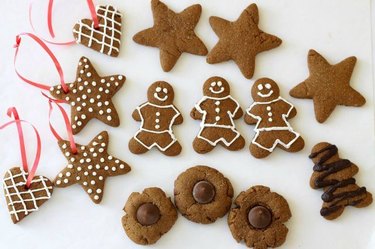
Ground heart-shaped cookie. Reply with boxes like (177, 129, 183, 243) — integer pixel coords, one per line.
(3, 167, 53, 223)
(73, 5, 122, 57)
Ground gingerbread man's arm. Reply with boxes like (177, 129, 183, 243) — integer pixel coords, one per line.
(173, 107, 184, 125)
(190, 107, 203, 120)
(244, 111, 258, 125)
(287, 106, 297, 119)
(132, 108, 142, 121)
(233, 107, 243, 120)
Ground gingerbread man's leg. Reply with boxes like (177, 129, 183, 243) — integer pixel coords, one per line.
(193, 137, 215, 154)
(249, 131, 272, 158)
(128, 137, 149, 154)
(279, 131, 305, 153)
(162, 141, 182, 157)
(225, 129, 245, 151)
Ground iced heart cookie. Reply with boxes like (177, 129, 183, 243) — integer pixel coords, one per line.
(309, 142, 372, 220)
(129, 81, 183, 156)
(73, 5, 122, 57)
(245, 78, 304, 158)
(191, 76, 245, 153)
(3, 167, 53, 223)
(228, 185, 291, 249)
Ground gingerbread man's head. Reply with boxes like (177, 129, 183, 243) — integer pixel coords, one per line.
(147, 81, 174, 105)
(203, 76, 230, 98)
(251, 78, 280, 102)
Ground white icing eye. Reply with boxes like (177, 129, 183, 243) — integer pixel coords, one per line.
(217, 81, 222, 87)
(265, 83, 272, 89)
(210, 82, 216, 87)
(163, 88, 168, 94)
(257, 84, 264, 91)
(156, 87, 162, 92)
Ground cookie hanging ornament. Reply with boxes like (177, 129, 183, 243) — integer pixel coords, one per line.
(0, 107, 53, 224)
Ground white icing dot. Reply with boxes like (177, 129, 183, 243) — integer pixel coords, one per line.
(267, 106, 272, 111)
(90, 98, 95, 103)
(92, 81, 96, 86)
(111, 167, 116, 171)
(77, 77, 82, 82)
(65, 152, 70, 157)
(67, 164, 73, 169)
(120, 164, 125, 169)
(70, 158, 75, 162)
(99, 110, 104, 115)
(72, 89, 77, 94)
(215, 108, 220, 113)
(87, 89, 92, 93)
(77, 167, 82, 171)
(82, 94, 87, 100)
(104, 101, 109, 106)
(100, 158, 105, 163)
(155, 119, 160, 123)
(215, 116, 221, 121)
(115, 82, 119, 86)
(110, 77, 114, 81)
(62, 144, 67, 149)
(56, 90, 61, 94)
(83, 181, 88, 186)
(101, 143, 106, 147)
(90, 148, 95, 152)
(97, 95, 101, 99)
(104, 166, 109, 170)
(99, 87, 103, 92)
(118, 75, 123, 80)
(215, 101, 220, 105)
(84, 64, 89, 69)
(97, 102, 102, 107)
(66, 172, 71, 177)
(87, 72, 92, 77)
(82, 102, 87, 106)
(107, 116, 112, 121)
(88, 165, 93, 170)
(115, 160, 120, 163)
(96, 164, 100, 169)
(77, 97, 81, 102)
(50, 87, 54, 91)
(86, 158, 92, 163)
(63, 179, 69, 184)
(81, 146, 85, 150)
(105, 89, 109, 94)
(93, 153, 98, 157)
(80, 159, 85, 163)
(83, 152, 88, 157)
(268, 118, 273, 122)
(98, 135, 103, 140)
(79, 86, 84, 91)
(87, 189, 92, 194)
(79, 62, 82, 66)
(84, 171, 89, 176)
(156, 112, 160, 116)
(106, 83, 111, 87)
(80, 70, 84, 74)
(94, 195, 99, 200)
(101, 79, 105, 83)
(88, 107, 93, 112)
(107, 108, 111, 113)
(76, 176, 80, 181)
(71, 101, 76, 106)
(96, 189, 102, 194)
(155, 124, 160, 129)
(65, 97, 70, 101)
(92, 172, 97, 176)
(91, 180, 95, 185)
(84, 81, 88, 86)
(56, 180, 61, 185)
(99, 176, 104, 180)
(99, 148, 104, 153)
(83, 58, 87, 62)
(77, 106, 82, 111)
(58, 173, 63, 177)
(81, 114, 86, 119)
(268, 112, 273, 117)
(108, 156, 113, 160)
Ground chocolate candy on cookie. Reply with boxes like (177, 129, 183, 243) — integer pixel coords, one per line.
(133, 0, 207, 72)
(290, 50, 366, 123)
(191, 76, 245, 153)
(174, 166, 233, 224)
(207, 4, 281, 79)
(122, 187, 178, 245)
(309, 142, 372, 220)
(245, 78, 304, 158)
(228, 185, 291, 249)
(129, 81, 183, 156)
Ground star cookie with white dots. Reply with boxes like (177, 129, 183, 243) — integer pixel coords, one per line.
(54, 131, 131, 204)
(50, 57, 125, 134)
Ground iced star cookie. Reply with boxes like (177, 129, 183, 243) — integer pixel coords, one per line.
(191, 76, 245, 153)
(174, 166, 233, 224)
(228, 186, 291, 249)
(122, 187, 178, 245)
(73, 5, 122, 57)
(245, 78, 304, 158)
(54, 131, 131, 204)
(309, 142, 372, 220)
(129, 81, 183, 156)
(50, 57, 125, 134)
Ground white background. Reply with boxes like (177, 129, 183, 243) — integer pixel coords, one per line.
(0, 0, 374, 248)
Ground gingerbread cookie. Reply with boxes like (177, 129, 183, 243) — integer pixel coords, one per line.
(50, 56, 125, 134)
(228, 186, 291, 249)
(207, 4, 281, 79)
(191, 76, 245, 153)
(73, 5, 122, 57)
(3, 167, 53, 224)
(133, 0, 208, 72)
(122, 187, 178, 245)
(54, 131, 131, 204)
(174, 166, 233, 224)
(289, 50, 366, 123)
(129, 81, 183, 156)
(309, 142, 372, 220)
(245, 78, 304, 158)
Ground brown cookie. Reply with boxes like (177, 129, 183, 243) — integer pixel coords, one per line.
(73, 5, 122, 57)
(245, 78, 304, 158)
(50, 56, 125, 135)
(54, 131, 131, 204)
(207, 4, 282, 79)
(3, 167, 53, 224)
(133, 0, 208, 72)
(174, 166, 233, 224)
(129, 81, 183, 156)
(289, 49, 366, 123)
(228, 185, 291, 249)
(122, 187, 178, 245)
(191, 76, 245, 153)
(309, 142, 372, 220)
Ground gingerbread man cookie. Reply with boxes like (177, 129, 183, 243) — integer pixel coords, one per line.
(245, 78, 304, 158)
(129, 82, 183, 156)
(191, 77, 245, 153)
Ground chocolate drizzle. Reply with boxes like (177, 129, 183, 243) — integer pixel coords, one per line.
(309, 144, 368, 217)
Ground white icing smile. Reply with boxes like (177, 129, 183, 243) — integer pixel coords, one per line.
(257, 83, 273, 98)
(154, 87, 168, 101)
(209, 81, 224, 94)
(257, 90, 274, 98)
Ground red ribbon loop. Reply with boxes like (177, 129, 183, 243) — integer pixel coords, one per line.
(42, 93, 77, 154)
(0, 107, 41, 188)
(14, 33, 69, 93)
(86, 0, 99, 29)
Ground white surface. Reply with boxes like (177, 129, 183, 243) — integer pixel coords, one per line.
(0, 0, 374, 248)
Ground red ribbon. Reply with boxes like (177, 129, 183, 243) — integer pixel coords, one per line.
(47, 0, 55, 38)
(86, 0, 99, 29)
(14, 33, 69, 93)
(42, 93, 77, 154)
(0, 107, 41, 188)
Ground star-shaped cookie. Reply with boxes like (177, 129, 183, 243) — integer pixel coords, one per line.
(54, 131, 131, 204)
(50, 57, 125, 134)
(289, 49, 366, 123)
(207, 4, 281, 79)
(133, 0, 208, 72)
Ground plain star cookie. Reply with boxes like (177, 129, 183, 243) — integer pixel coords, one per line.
(174, 166, 233, 224)
(289, 49, 366, 123)
(54, 131, 131, 204)
(129, 81, 183, 156)
(245, 78, 304, 158)
(50, 56, 125, 134)
(207, 4, 282, 79)
(3, 167, 53, 223)
(228, 186, 291, 249)
(309, 142, 372, 220)
(122, 187, 178, 245)
(73, 5, 122, 57)
(133, 0, 208, 72)
(191, 76, 245, 153)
